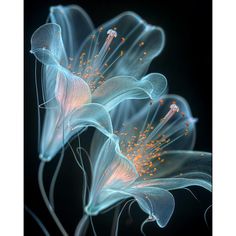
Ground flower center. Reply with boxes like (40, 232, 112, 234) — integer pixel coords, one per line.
(117, 102, 185, 177)
(66, 27, 149, 93)
(74, 28, 123, 91)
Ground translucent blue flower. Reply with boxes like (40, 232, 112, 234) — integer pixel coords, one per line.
(30, 5, 167, 161)
(85, 95, 212, 228)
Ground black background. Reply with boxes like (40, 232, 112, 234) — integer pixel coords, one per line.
(24, 0, 212, 235)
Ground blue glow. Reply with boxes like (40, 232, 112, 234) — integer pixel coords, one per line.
(86, 95, 212, 228)
(30, 5, 167, 161)
(29, 5, 212, 236)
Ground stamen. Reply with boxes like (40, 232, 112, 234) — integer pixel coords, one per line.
(139, 41, 145, 47)
(97, 29, 117, 61)
(162, 103, 179, 122)
(90, 29, 118, 74)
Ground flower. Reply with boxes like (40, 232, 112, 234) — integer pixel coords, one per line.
(30, 5, 167, 161)
(85, 95, 212, 228)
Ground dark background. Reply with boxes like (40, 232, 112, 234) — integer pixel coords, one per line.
(24, 0, 212, 235)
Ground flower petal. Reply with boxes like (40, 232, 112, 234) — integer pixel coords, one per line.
(85, 137, 138, 215)
(50, 5, 94, 61)
(73, 11, 164, 81)
(54, 70, 91, 114)
(30, 23, 68, 67)
(39, 64, 91, 111)
(134, 151, 212, 191)
(142, 73, 168, 100)
(127, 187, 175, 228)
(69, 103, 113, 138)
(91, 73, 167, 111)
(40, 103, 114, 161)
(91, 137, 138, 187)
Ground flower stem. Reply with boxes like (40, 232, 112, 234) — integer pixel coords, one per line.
(38, 161, 68, 236)
(74, 214, 90, 236)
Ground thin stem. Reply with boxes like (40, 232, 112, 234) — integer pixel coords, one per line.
(69, 142, 89, 208)
(74, 214, 90, 236)
(77, 137, 88, 207)
(204, 204, 212, 228)
(38, 161, 68, 236)
(90, 216, 97, 236)
(183, 187, 199, 202)
(34, 59, 41, 149)
(128, 200, 136, 222)
(49, 147, 65, 209)
(140, 218, 149, 236)
(110, 205, 121, 236)
(114, 199, 134, 236)
(140, 216, 155, 236)
(25, 205, 50, 236)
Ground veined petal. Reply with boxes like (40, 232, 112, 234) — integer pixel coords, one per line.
(86, 137, 138, 215)
(55, 70, 91, 114)
(69, 103, 113, 138)
(133, 151, 212, 191)
(41, 66, 60, 107)
(91, 137, 138, 188)
(30, 23, 68, 67)
(50, 5, 94, 61)
(73, 11, 164, 83)
(91, 73, 167, 111)
(142, 73, 168, 100)
(40, 65, 91, 112)
(39, 106, 61, 161)
(127, 187, 175, 228)
(40, 103, 114, 161)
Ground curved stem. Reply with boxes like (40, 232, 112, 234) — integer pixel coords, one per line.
(140, 218, 149, 236)
(34, 59, 41, 149)
(110, 205, 120, 236)
(74, 214, 90, 236)
(77, 137, 88, 207)
(140, 217, 154, 236)
(69, 142, 89, 235)
(114, 199, 134, 236)
(90, 216, 97, 236)
(49, 147, 65, 209)
(38, 161, 68, 236)
(25, 205, 50, 236)
(204, 204, 212, 228)
(127, 200, 136, 223)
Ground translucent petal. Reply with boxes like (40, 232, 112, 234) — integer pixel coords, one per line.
(127, 187, 175, 228)
(133, 151, 212, 191)
(40, 103, 113, 161)
(41, 65, 59, 106)
(54, 70, 91, 114)
(39, 106, 64, 161)
(142, 73, 168, 100)
(40, 65, 91, 109)
(92, 73, 167, 111)
(69, 103, 113, 138)
(85, 138, 138, 215)
(50, 5, 94, 62)
(30, 23, 68, 67)
(73, 11, 165, 82)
